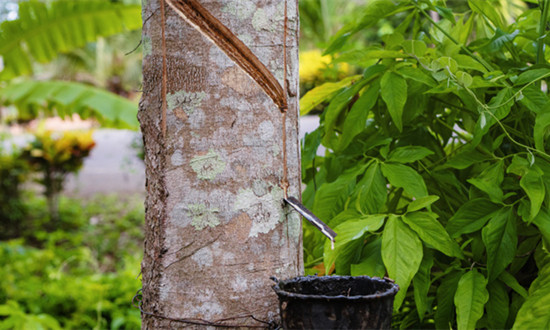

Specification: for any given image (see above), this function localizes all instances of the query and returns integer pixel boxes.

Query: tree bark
[139,0,301,328]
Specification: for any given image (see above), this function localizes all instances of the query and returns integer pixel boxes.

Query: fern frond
[0,0,141,80]
[0,80,138,128]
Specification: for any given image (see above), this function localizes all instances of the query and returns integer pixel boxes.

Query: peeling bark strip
[164,0,288,112]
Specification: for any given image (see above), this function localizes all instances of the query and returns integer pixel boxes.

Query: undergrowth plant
[301,0,550,328]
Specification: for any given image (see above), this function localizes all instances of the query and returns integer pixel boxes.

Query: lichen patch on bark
[142,35,152,57]
[187,203,220,230]
[166,90,206,114]
[234,186,285,237]
[190,149,226,180]
[222,1,255,20]
[170,150,184,166]
[191,245,214,267]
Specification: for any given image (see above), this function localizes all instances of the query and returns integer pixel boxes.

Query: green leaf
[338,81,380,150]
[351,238,386,278]
[486,280,510,329]
[482,207,517,281]
[515,68,550,86]
[396,66,436,87]
[468,0,505,29]
[322,66,385,148]
[520,170,545,220]
[380,71,407,131]
[381,162,428,198]
[484,28,519,53]
[402,40,427,57]
[0,80,138,128]
[312,164,367,222]
[454,270,489,330]
[354,162,387,214]
[513,263,550,329]
[0,1,141,80]
[301,128,322,173]
[435,271,464,329]
[324,214,386,274]
[445,148,493,169]
[407,195,439,213]
[531,209,550,249]
[467,160,505,203]
[300,75,362,115]
[435,57,459,74]
[387,146,433,163]
[520,86,549,114]
[434,5,455,23]
[413,249,433,320]
[499,271,528,298]
[382,215,423,310]
[447,199,500,237]
[454,54,488,73]
[403,211,463,258]
[534,112,550,152]
[456,71,473,87]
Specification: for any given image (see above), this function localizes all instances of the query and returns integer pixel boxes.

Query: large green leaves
[454,270,489,330]
[382,215,423,310]
[0,0,141,80]
[380,71,407,131]
[435,271,463,329]
[467,160,505,203]
[486,280,510,329]
[386,146,433,163]
[0,80,138,128]
[513,263,550,329]
[324,214,385,274]
[403,211,463,258]
[353,162,387,214]
[447,199,500,237]
[381,162,428,198]
[413,249,433,320]
[338,81,380,150]
[300,75,362,115]
[482,207,518,281]
[351,238,386,278]
[519,170,545,221]
[312,164,366,222]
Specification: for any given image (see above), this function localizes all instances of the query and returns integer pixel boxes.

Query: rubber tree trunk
[139,0,301,327]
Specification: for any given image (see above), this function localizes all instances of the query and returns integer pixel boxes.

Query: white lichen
[191,246,214,267]
[166,90,206,115]
[258,120,275,141]
[252,8,272,32]
[171,150,184,166]
[222,1,255,20]
[190,149,226,180]
[187,203,220,230]
[234,186,284,237]
[142,35,152,57]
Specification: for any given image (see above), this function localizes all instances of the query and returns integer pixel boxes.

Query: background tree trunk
[139,0,301,327]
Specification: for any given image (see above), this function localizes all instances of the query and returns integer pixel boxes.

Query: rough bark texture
[139,0,301,328]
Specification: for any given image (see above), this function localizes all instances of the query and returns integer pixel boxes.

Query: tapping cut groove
[164,0,288,112]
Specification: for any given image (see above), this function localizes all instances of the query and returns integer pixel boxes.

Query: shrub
[0,148,29,240]
[301,0,550,328]
[21,130,95,222]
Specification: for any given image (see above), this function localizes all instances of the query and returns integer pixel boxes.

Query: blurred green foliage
[0,148,29,240]
[0,194,144,329]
